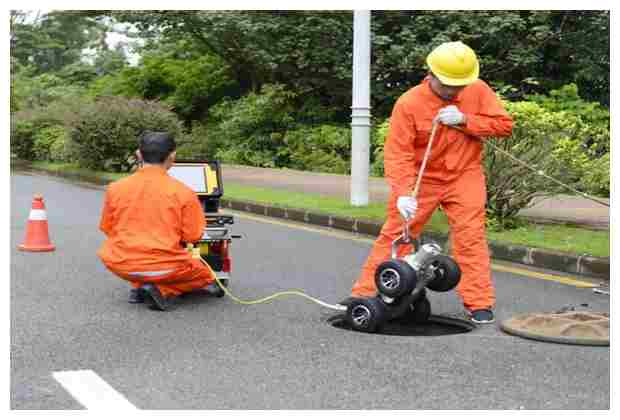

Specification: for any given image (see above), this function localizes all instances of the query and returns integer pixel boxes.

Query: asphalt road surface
[10,172,610,409]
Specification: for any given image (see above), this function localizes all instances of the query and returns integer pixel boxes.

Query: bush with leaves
[175,122,223,161]
[10,119,36,159]
[280,125,351,174]
[70,96,183,171]
[526,84,609,156]
[88,51,239,122]
[10,95,91,160]
[33,125,68,161]
[370,119,390,177]
[210,84,296,167]
[483,100,609,229]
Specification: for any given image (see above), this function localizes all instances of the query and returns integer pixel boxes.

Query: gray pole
[350,10,371,207]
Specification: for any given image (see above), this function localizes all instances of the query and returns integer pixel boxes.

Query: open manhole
[500,311,609,346]
[328,314,475,336]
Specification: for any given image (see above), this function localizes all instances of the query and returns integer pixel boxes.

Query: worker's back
[97,165,205,273]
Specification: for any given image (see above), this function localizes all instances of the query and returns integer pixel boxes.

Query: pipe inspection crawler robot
[345,223,461,333]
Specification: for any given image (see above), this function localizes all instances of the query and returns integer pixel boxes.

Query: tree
[107,10,608,119]
[10,10,105,74]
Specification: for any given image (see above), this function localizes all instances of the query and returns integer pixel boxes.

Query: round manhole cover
[328,314,475,336]
[500,311,609,346]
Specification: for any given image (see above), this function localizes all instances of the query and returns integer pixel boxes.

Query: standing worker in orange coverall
[346,41,513,324]
[98,131,219,311]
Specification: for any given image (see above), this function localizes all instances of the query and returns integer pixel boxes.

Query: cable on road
[199,255,346,311]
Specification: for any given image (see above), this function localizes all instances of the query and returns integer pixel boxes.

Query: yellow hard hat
[426,41,479,86]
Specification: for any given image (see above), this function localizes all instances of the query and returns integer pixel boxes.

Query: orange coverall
[98,165,215,297]
[351,77,513,311]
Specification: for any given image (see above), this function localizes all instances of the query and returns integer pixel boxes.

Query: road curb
[220,198,609,282]
[15,163,609,281]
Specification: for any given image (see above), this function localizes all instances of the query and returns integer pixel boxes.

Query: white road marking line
[53,370,137,410]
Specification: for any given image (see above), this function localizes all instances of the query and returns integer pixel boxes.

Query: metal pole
[350,10,371,206]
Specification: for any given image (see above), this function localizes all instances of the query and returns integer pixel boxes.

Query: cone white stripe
[29,209,48,221]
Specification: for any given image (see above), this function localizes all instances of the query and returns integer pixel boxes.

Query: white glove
[397,196,418,219]
[436,105,465,126]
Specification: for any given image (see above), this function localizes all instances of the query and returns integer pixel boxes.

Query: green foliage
[10,94,87,159]
[484,100,608,229]
[281,125,351,174]
[525,84,609,197]
[370,119,390,177]
[210,84,296,167]
[582,153,610,197]
[33,126,68,161]
[12,69,87,109]
[70,97,183,171]
[175,123,220,161]
[10,119,36,159]
[88,51,239,122]
[109,10,609,122]
[526,83,609,155]
[87,67,144,98]
[114,11,353,115]
[10,11,104,75]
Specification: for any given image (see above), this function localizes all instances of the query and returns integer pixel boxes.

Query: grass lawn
[27,161,610,258]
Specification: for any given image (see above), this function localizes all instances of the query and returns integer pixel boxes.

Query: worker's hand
[397,196,418,219]
[436,105,466,126]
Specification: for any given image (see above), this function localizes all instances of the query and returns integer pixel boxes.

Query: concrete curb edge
[219,198,609,282]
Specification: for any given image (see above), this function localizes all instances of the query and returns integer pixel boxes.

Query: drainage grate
[500,311,609,346]
[328,314,475,336]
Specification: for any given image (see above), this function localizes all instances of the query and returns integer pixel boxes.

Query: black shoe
[470,309,495,324]
[205,282,225,298]
[141,284,169,311]
[128,288,145,304]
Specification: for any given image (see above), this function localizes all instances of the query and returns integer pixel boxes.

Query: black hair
[139,131,176,164]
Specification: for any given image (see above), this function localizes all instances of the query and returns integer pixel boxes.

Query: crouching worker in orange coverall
[346,41,513,324]
[97,131,218,311]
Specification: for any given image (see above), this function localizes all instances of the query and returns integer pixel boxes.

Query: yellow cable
[189,244,344,311]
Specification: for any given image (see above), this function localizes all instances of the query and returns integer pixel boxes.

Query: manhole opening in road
[328,314,475,336]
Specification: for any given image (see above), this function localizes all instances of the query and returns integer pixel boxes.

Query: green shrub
[70,96,183,171]
[33,126,68,161]
[10,119,36,159]
[175,123,221,161]
[484,100,608,229]
[10,96,92,161]
[370,119,390,177]
[49,129,74,162]
[87,68,144,98]
[282,125,351,174]
[582,153,610,196]
[12,72,87,109]
[88,53,239,122]
[210,84,296,167]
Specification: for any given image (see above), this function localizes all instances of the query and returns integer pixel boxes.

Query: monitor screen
[168,165,208,193]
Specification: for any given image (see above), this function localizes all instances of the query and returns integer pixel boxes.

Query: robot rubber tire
[426,255,461,292]
[375,259,418,298]
[346,297,387,333]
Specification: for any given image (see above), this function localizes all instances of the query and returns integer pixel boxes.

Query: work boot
[141,284,170,311]
[205,281,225,298]
[469,309,495,324]
[128,288,145,304]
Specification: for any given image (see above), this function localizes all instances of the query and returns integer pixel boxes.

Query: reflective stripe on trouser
[106,258,216,297]
[351,169,495,311]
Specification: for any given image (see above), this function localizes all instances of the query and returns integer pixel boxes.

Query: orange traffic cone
[18,194,55,252]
